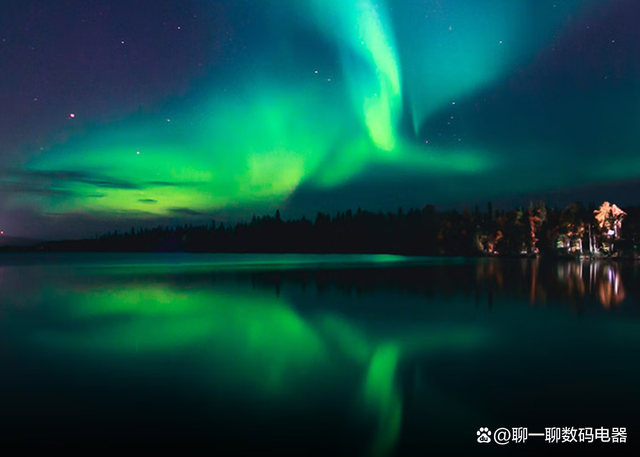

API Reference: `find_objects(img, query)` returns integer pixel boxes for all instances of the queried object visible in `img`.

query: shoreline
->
[0,246,638,261]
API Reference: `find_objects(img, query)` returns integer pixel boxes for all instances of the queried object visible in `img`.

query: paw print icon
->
[477,427,492,443]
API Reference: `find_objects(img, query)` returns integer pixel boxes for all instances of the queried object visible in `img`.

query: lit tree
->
[593,202,627,254]
[528,200,546,254]
[559,203,587,254]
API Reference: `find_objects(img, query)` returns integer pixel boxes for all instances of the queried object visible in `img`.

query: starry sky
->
[1,0,639,239]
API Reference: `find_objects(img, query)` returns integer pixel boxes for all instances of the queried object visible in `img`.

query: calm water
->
[1,254,639,455]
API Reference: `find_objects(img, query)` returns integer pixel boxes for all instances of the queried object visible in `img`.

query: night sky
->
[1,0,639,239]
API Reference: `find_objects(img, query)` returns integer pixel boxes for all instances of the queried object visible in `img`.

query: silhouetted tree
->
[10,200,637,258]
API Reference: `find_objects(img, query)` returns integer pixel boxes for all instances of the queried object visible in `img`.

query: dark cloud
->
[145,181,201,188]
[0,168,141,192]
[146,181,179,187]
[169,208,203,216]
[138,199,158,203]
[13,170,87,181]
[0,181,77,196]
[78,177,140,189]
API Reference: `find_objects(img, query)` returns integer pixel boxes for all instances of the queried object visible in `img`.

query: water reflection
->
[597,263,626,309]
[20,273,494,457]
[476,259,632,311]
[554,260,628,309]
[2,256,640,456]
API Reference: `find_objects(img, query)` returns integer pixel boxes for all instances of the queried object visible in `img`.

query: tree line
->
[18,200,638,257]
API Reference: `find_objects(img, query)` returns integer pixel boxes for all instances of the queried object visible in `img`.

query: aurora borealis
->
[1,0,639,238]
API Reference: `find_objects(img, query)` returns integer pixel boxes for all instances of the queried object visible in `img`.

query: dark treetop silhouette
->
[2,201,638,258]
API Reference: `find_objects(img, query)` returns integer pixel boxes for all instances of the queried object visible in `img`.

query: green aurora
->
[2,0,631,237]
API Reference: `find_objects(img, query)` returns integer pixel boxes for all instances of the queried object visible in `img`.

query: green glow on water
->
[32,273,495,456]
[362,344,402,457]
[318,315,371,363]
[44,286,328,397]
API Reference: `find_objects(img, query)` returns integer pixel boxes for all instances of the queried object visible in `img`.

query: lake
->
[1,254,638,455]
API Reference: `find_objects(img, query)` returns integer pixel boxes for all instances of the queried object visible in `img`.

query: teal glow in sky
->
[0,0,638,238]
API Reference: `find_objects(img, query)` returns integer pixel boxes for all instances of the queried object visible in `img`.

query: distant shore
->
[1,201,637,260]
